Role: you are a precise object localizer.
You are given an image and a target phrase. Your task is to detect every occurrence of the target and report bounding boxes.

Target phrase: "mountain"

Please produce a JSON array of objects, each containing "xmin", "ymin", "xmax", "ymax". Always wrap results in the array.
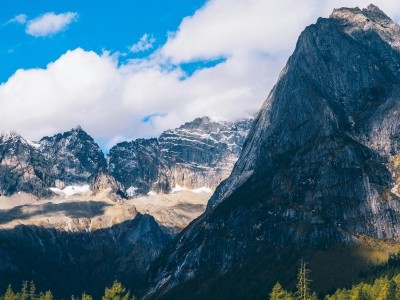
[
  {"xmin": 146, "ymin": 5, "xmax": 400, "ymax": 299},
  {"xmin": 0, "ymin": 117, "xmax": 252, "ymax": 199},
  {"xmin": 108, "ymin": 116, "xmax": 252, "ymax": 195},
  {"xmin": 39, "ymin": 125, "xmax": 107, "ymax": 186},
  {"xmin": 0, "ymin": 195, "xmax": 171, "ymax": 299},
  {"xmin": 108, "ymin": 138, "xmax": 172, "ymax": 196},
  {"xmin": 0, "ymin": 126, "xmax": 107, "ymax": 197},
  {"xmin": 0, "ymin": 117, "xmax": 252, "ymax": 297},
  {"xmin": 0, "ymin": 132, "xmax": 51, "ymax": 197}
]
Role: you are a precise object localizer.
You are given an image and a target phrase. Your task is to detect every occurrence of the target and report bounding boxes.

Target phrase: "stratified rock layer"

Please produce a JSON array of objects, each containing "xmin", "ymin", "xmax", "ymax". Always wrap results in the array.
[{"xmin": 108, "ymin": 117, "xmax": 252, "ymax": 195}]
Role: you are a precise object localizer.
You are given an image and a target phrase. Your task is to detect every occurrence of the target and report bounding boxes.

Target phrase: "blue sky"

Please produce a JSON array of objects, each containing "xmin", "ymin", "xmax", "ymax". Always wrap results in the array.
[
  {"xmin": 1, "ymin": 0, "xmax": 206, "ymax": 83},
  {"xmin": 1, "ymin": 0, "xmax": 400, "ymax": 150}
]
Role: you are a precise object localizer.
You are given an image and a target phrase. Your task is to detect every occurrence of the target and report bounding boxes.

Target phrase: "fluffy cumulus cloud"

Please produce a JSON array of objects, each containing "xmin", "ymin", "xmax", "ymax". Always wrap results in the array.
[
  {"xmin": 130, "ymin": 34, "xmax": 156, "ymax": 53},
  {"xmin": 26, "ymin": 12, "xmax": 78, "ymax": 37},
  {"xmin": 1, "ymin": 0, "xmax": 400, "ymax": 149}
]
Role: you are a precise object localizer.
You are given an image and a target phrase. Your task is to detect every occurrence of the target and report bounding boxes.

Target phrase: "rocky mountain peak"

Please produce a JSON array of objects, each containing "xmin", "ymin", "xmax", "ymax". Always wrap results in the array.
[
  {"xmin": 0, "ymin": 131, "xmax": 50, "ymax": 197},
  {"xmin": 0, "ymin": 131, "xmax": 22, "ymax": 141},
  {"xmin": 108, "ymin": 117, "xmax": 253, "ymax": 196},
  {"xmin": 330, "ymin": 4, "xmax": 400, "ymax": 51},
  {"xmin": 41, "ymin": 125, "xmax": 93, "ymax": 145},
  {"xmin": 73, "ymin": 124, "xmax": 83, "ymax": 131},
  {"xmin": 364, "ymin": 4, "xmax": 391, "ymax": 19},
  {"xmin": 0, "ymin": 116, "xmax": 252, "ymax": 198},
  {"xmin": 0, "ymin": 131, "xmax": 35, "ymax": 149},
  {"xmin": 146, "ymin": 5, "xmax": 400, "ymax": 299},
  {"xmin": 38, "ymin": 127, "xmax": 107, "ymax": 186},
  {"xmin": 178, "ymin": 116, "xmax": 226, "ymax": 132},
  {"xmin": 330, "ymin": 4, "xmax": 391, "ymax": 24}
]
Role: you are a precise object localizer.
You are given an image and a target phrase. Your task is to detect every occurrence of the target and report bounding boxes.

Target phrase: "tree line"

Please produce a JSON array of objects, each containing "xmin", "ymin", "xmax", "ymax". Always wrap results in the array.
[
  {"xmin": 0, "ymin": 280, "xmax": 136, "ymax": 300},
  {"xmin": 270, "ymin": 258, "xmax": 400, "ymax": 300}
]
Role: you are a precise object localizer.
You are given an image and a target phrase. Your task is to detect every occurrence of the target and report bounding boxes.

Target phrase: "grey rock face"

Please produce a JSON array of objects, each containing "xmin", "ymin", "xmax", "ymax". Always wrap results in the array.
[
  {"xmin": 90, "ymin": 172, "xmax": 127, "ymax": 200},
  {"xmin": 0, "ymin": 132, "xmax": 51, "ymax": 197},
  {"xmin": 0, "ymin": 118, "xmax": 251, "ymax": 198},
  {"xmin": 108, "ymin": 117, "xmax": 252, "ymax": 195},
  {"xmin": 40, "ymin": 126, "xmax": 107, "ymax": 185},
  {"xmin": 0, "ymin": 127, "xmax": 109, "ymax": 197},
  {"xmin": 108, "ymin": 138, "xmax": 172, "ymax": 196},
  {"xmin": 160, "ymin": 117, "xmax": 251, "ymax": 190},
  {"xmin": 146, "ymin": 5, "xmax": 400, "ymax": 299}
]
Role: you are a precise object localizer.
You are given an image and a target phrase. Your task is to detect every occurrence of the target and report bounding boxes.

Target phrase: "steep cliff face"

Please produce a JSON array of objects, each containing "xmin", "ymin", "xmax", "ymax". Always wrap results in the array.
[
  {"xmin": 0, "ymin": 127, "xmax": 108, "ymax": 198},
  {"xmin": 0, "ymin": 132, "xmax": 51, "ymax": 197},
  {"xmin": 147, "ymin": 5, "xmax": 400, "ymax": 299},
  {"xmin": 108, "ymin": 138, "xmax": 172, "ymax": 196},
  {"xmin": 108, "ymin": 117, "xmax": 252, "ymax": 195},
  {"xmin": 40, "ymin": 126, "xmax": 107, "ymax": 186},
  {"xmin": 160, "ymin": 117, "xmax": 251, "ymax": 190}
]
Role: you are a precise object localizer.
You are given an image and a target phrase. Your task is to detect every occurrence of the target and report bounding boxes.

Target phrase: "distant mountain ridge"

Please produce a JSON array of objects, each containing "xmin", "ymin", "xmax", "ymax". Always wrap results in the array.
[
  {"xmin": 108, "ymin": 116, "xmax": 252, "ymax": 195},
  {"xmin": 0, "ymin": 116, "xmax": 252, "ymax": 198}
]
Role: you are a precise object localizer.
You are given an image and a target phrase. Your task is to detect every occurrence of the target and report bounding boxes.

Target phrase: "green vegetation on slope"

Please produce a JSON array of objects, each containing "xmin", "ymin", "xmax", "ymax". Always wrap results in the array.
[
  {"xmin": 271, "ymin": 252, "xmax": 400, "ymax": 300},
  {"xmin": 0, "ymin": 280, "xmax": 135, "ymax": 300}
]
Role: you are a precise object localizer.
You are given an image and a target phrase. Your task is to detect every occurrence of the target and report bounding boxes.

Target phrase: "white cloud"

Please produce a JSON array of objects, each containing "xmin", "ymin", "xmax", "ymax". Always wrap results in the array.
[
  {"xmin": 26, "ymin": 12, "xmax": 77, "ymax": 37},
  {"xmin": 130, "ymin": 34, "xmax": 156, "ymax": 53},
  {"xmin": 161, "ymin": 0, "xmax": 400, "ymax": 63},
  {"xmin": 6, "ymin": 14, "xmax": 28, "ymax": 25},
  {"xmin": 1, "ymin": 1, "xmax": 400, "ymax": 149}
]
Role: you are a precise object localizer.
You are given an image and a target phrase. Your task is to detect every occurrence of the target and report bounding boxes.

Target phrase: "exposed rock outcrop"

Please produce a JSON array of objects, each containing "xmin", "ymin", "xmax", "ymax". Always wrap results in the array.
[
  {"xmin": 146, "ymin": 5, "xmax": 400, "ymax": 299},
  {"xmin": 0, "ymin": 132, "xmax": 51, "ymax": 197},
  {"xmin": 0, "ymin": 118, "xmax": 252, "ymax": 198},
  {"xmin": 40, "ymin": 125, "xmax": 107, "ymax": 185},
  {"xmin": 90, "ymin": 172, "xmax": 127, "ymax": 200},
  {"xmin": 108, "ymin": 117, "xmax": 252, "ymax": 195},
  {"xmin": 108, "ymin": 138, "xmax": 172, "ymax": 196},
  {"xmin": 0, "ymin": 127, "xmax": 107, "ymax": 197}
]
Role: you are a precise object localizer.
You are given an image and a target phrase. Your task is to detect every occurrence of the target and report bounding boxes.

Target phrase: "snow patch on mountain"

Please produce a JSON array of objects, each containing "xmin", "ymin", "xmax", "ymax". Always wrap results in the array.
[
  {"xmin": 50, "ymin": 184, "xmax": 91, "ymax": 196},
  {"xmin": 171, "ymin": 184, "xmax": 212, "ymax": 194}
]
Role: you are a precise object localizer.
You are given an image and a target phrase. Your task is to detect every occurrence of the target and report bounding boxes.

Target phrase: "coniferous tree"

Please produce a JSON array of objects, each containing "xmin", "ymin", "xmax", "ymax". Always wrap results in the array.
[
  {"xmin": 295, "ymin": 260, "xmax": 316, "ymax": 300},
  {"xmin": 349, "ymin": 284, "xmax": 369, "ymax": 300},
  {"xmin": 81, "ymin": 292, "xmax": 93, "ymax": 300},
  {"xmin": 20, "ymin": 281, "xmax": 28, "ymax": 300},
  {"xmin": 330, "ymin": 288, "xmax": 349, "ymax": 300},
  {"xmin": 102, "ymin": 281, "xmax": 134, "ymax": 300},
  {"xmin": 4, "ymin": 285, "xmax": 17, "ymax": 300},
  {"xmin": 38, "ymin": 291, "xmax": 53, "ymax": 300},
  {"xmin": 270, "ymin": 282, "xmax": 293, "ymax": 300},
  {"xmin": 387, "ymin": 279, "xmax": 396, "ymax": 300},
  {"xmin": 392, "ymin": 274, "xmax": 400, "ymax": 300},
  {"xmin": 29, "ymin": 282, "xmax": 36, "ymax": 300}
]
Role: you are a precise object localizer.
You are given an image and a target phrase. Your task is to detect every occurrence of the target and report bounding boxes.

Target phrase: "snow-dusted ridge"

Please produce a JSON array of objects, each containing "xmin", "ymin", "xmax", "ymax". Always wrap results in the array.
[{"xmin": 0, "ymin": 115, "xmax": 253, "ymax": 199}]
